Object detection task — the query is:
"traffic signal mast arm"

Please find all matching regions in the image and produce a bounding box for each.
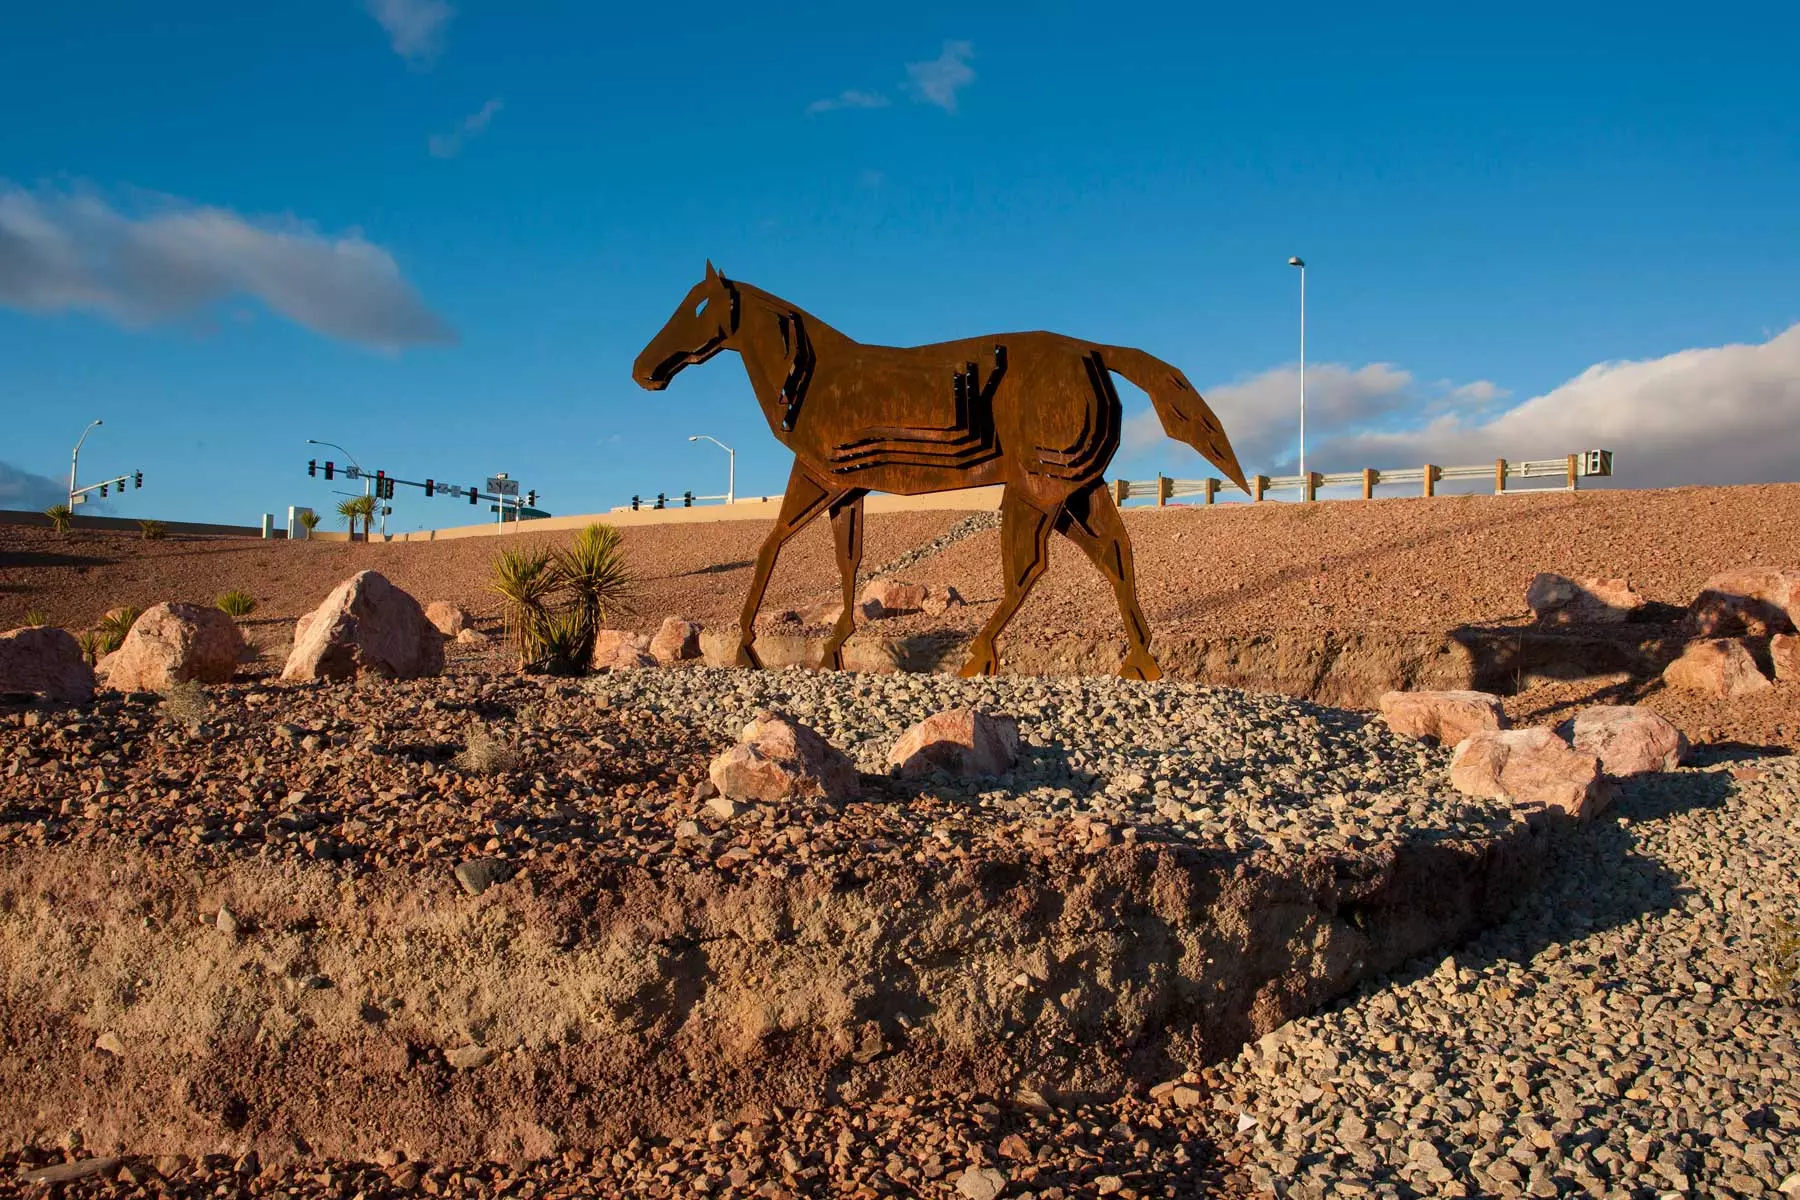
[304,462,543,512]
[69,471,142,503]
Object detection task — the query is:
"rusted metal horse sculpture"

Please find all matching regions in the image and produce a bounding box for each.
[632,263,1249,680]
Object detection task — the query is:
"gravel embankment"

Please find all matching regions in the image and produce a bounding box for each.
[2,661,1517,876]
[1211,755,1800,1199]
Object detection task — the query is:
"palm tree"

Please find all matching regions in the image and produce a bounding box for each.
[336,495,377,539]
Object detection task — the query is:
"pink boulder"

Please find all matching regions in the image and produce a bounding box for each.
[1689,568,1800,637]
[1526,574,1644,625]
[708,709,857,803]
[591,629,656,671]
[0,626,96,702]
[1566,705,1687,776]
[888,708,1021,779]
[98,602,245,692]
[425,601,469,637]
[1377,690,1508,747]
[649,617,703,665]
[1771,633,1800,683]
[1661,639,1772,697]
[282,572,443,682]
[857,579,965,619]
[1449,727,1613,822]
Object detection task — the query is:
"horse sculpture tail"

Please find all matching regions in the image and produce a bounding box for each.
[1097,345,1250,493]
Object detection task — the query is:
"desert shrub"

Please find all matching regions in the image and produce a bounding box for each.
[76,631,103,666]
[454,726,519,776]
[296,511,321,534]
[137,519,168,540]
[534,608,592,676]
[487,524,636,673]
[23,609,50,628]
[1766,918,1800,998]
[556,523,635,634]
[490,545,560,666]
[217,589,258,617]
[96,606,140,654]
[160,679,210,727]
[44,504,73,535]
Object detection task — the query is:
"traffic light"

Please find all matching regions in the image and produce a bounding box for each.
[469,483,479,505]
[526,489,537,508]
[308,459,317,477]
[631,495,640,511]
[100,483,108,497]
[134,470,142,489]
[324,461,335,480]
[386,477,396,500]
[375,470,385,499]
[655,492,666,509]
[424,479,434,497]
[683,489,693,507]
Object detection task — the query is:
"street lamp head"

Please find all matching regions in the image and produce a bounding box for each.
[1288,256,1305,268]
[688,436,699,442]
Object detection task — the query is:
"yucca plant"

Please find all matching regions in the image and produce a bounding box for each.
[490,544,560,667]
[296,510,321,537]
[337,494,377,539]
[534,608,593,676]
[137,519,168,541]
[554,522,635,640]
[44,504,73,536]
[76,630,103,666]
[24,609,50,628]
[96,606,140,654]
[217,589,258,617]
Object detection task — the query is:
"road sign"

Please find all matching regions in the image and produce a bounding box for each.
[344,465,363,480]
[486,476,519,497]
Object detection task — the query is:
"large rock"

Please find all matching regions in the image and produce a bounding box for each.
[649,617,703,665]
[1772,633,1800,683]
[1689,568,1800,637]
[1377,690,1508,747]
[858,578,965,619]
[1565,705,1687,776]
[0,626,95,702]
[888,708,1020,779]
[708,709,857,803]
[1448,727,1613,821]
[98,602,245,691]
[282,572,443,682]
[592,629,656,671]
[424,601,469,637]
[1661,638,1772,697]
[1525,573,1644,625]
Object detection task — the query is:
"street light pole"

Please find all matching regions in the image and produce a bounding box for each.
[70,419,103,508]
[688,435,737,505]
[307,437,375,536]
[1288,256,1307,486]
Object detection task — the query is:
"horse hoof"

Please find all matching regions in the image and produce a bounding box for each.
[957,653,999,678]
[733,646,764,670]
[1120,656,1163,682]
[822,646,845,671]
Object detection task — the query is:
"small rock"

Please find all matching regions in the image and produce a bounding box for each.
[216,905,240,936]
[708,709,857,803]
[18,1158,121,1184]
[704,794,745,821]
[1449,727,1613,821]
[591,629,656,672]
[1378,690,1508,746]
[1662,638,1773,697]
[1689,567,1800,636]
[454,857,514,896]
[1564,705,1687,775]
[956,1165,1008,1200]
[446,1045,498,1070]
[455,627,488,645]
[1525,573,1644,625]
[1771,632,1800,682]
[424,601,470,637]
[888,708,1020,779]
[94,1031,125,1056]
[649,617,703,664]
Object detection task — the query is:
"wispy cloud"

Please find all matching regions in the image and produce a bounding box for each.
[1120,324,1800,489]
[806,90,891,116]
[0,183,455,349]
[905,40,975,112]
[429,98,503,158]
[0,461,68,511]
[367,0,454,64]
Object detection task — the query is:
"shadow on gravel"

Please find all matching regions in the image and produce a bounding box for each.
[664,559,754,579]
[0,550,114,569]
[1684,741,1794,765]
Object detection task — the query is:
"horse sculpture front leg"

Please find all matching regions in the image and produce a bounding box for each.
[733,466,845,669]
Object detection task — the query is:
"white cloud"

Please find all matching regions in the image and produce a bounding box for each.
[905,40,975,112]
[1315,324,1800,488]
[1446,379,1510,404]
[1121,361,1417,472]
[0,461,67,511]
[806,90,891,115]
[0,183,454,348]
[429,97,503,158]
[367,0,453,64]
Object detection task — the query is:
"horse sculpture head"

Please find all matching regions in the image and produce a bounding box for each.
[632,261,739,391]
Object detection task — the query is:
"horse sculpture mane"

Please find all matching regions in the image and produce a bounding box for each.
[633,262,1249,679]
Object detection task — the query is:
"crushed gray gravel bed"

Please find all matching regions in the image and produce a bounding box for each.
[1211,755,1800,1199]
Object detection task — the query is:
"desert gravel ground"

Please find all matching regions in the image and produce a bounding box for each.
[1213,755,1800,1200]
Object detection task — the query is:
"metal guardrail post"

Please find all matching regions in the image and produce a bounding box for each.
[1252,475,1268,502]
[1495,458,1507,494]
[1567,454,1578,491]
[1302,472,1318,503]
[1362,468,1376,500]
[1156,475,1172,507]
[1203,478,1217,505]
[1423,465,1438,497]
[1113,478,1129,506]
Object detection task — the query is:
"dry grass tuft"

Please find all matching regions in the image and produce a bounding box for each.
[1765,918,1800,998]
[455,726,520,776]
[159,679,210,727]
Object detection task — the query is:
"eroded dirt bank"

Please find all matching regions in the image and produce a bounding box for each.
[0,819,1538,1165]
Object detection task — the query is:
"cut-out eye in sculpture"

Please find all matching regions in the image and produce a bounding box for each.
[631,269,1250,681]
[694,298,710,317]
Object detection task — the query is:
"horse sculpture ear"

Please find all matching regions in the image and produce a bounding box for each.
[705,260,718,282]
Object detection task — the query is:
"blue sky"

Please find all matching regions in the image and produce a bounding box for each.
[3,1,1798,528]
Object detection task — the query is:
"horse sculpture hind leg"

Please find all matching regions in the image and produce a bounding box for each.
[958,485,1056,677]
[733,465,857,668]
[1053,480,1163,681]
[821,491,868,669]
